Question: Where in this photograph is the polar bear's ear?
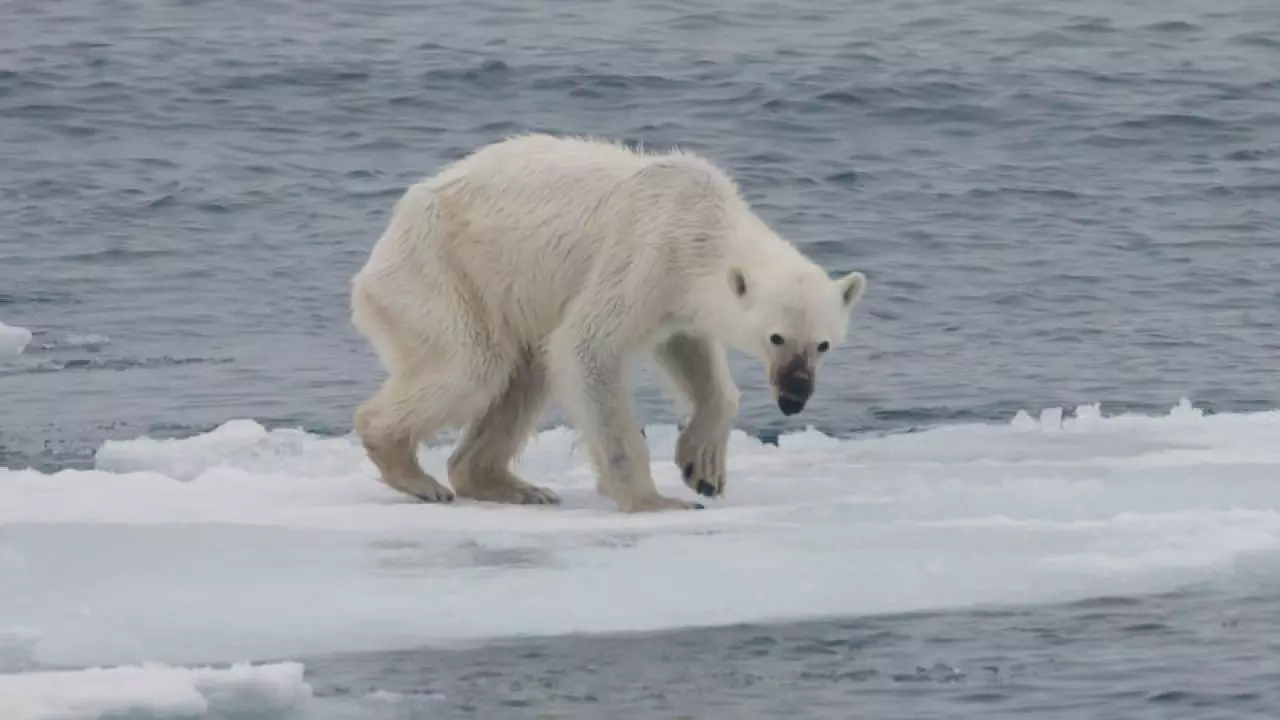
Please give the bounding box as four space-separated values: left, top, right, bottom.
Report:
729 268 748 298
836 270 867 308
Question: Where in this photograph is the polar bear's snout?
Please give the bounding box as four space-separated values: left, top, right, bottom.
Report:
774 355 814 416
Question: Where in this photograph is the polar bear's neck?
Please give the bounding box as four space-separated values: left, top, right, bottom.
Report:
725 211 822 277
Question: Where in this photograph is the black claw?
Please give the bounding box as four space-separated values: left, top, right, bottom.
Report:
695 479 716 497
683 463 695 480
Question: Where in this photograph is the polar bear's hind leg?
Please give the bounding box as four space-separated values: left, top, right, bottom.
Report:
447 351 560 505
354 373 458 504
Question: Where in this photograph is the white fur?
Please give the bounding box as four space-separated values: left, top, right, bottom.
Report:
350 134 868 512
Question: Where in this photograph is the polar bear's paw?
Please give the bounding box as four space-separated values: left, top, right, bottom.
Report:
452 470 561 506
675 427 729 499
622 493 705 513
380 473 456 504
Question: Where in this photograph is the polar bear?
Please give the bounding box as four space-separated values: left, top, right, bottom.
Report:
350 134 867 513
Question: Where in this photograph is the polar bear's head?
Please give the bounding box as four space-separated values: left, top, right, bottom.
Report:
726 265 867 416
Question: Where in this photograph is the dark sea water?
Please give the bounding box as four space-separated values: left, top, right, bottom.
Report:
2 0 1280 717
302 584 1280 719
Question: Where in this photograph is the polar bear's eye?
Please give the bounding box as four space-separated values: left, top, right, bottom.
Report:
817 341 830 353
769 334 784 346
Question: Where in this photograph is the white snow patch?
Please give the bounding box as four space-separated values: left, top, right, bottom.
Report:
0 661 310 720
0 322 33 357
2 399 1279 673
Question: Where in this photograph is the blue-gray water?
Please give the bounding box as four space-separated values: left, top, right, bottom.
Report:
2 0 1279 717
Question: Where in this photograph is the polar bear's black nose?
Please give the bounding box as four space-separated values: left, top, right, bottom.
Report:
776 358 813 416
778 395 806 415
781 373 812 398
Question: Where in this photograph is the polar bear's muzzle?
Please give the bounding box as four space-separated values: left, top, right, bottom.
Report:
774 355 814 416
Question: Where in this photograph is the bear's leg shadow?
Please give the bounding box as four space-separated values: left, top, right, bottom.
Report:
355 375 458 503
550 329 703 513
652 331 739 499
447 352 560 505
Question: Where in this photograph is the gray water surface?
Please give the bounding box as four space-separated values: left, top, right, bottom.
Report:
302 581 1280 719
2 0 1279 717
3 0 1278 470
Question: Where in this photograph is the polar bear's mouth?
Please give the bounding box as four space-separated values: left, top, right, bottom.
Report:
778 394 807 416
774 378 813 415
773 356 814 416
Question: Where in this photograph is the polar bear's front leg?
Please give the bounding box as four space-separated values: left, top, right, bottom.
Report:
653 332 740 498
552 333 703 513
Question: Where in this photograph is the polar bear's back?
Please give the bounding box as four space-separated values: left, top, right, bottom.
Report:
433 134 650 185
355 134 738 349
426 137 729 315
425 133 734 211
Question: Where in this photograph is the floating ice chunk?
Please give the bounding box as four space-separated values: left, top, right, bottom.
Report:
0 322 33 357
0 661 311 720
1 400 1279 671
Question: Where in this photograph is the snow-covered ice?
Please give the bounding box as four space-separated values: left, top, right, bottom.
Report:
2 399 1280 717
0 322 33 356
0 661 310 720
